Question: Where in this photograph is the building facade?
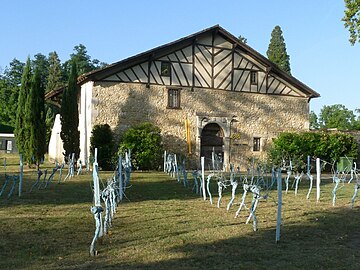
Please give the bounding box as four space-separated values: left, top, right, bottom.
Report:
48 25 319 169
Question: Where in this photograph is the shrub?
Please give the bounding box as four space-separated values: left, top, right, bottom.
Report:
268 131 358 169
90 124 114 170
119 122 163 170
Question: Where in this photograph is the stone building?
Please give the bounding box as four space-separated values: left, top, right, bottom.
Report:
47 25 319 169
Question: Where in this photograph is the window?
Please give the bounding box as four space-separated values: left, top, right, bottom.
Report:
168 89 180 108
0 139 5 150
250 71 258 85
161 61 171 77
253 137 261 152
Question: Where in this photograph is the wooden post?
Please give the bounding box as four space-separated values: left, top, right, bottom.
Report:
307 156 310 174
275 168 282 243
201 156 206 200
92 148 103 237
118 155 123 201
316 158 321 202
18 154 23 197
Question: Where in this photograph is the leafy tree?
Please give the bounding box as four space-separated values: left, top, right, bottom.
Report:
266 25 291 75
90 124 115 170
118 122 163 170
343 0 360 45
28 68 46 168
0 79 11 124
355 108 360 129
319 104 356 130
15 58 32 159
309 111 319 130
0 59 25 126
62 44 106 80
268 131 358 168
60 61 80 160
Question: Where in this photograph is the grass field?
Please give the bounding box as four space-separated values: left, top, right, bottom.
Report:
0 154 359 269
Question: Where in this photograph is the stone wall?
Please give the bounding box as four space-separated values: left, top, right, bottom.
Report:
92 82 310 167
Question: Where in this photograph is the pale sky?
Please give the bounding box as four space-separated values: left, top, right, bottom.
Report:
1 0 359 114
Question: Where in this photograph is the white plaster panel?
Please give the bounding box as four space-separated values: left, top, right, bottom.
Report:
182 63 193 86
118 72 129 82
124 69 137 82
132 65 148 82
172 63 187 86
214 49 231 66
214 36 232 49
103 75 120 81
182 46 193 62
197 35 212 46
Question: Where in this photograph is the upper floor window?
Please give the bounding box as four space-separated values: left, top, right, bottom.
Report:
168 89 180 108
253 137 261 152
161 61 171 77
250 71 258 85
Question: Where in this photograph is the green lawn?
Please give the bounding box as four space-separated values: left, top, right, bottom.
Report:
0 154 359 269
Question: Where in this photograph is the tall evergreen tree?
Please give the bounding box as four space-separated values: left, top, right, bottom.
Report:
28 68 46 168
46 51 63 93
15 58 32 158
60 61 80 160
45 51 63 145
0 78 11 124
0 59 25 126
266 25 291 75
32 53 49 86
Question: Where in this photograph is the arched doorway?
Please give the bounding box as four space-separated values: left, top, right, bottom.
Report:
200 123 224 169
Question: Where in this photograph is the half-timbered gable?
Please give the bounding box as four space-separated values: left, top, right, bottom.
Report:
80 25 315 100
47 25 319 169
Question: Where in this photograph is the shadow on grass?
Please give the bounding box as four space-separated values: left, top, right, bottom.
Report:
93 207 360 270
1 170 360 269
0 176 94 207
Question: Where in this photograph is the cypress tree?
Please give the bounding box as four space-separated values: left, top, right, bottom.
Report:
45 51 62 144
14 57 32 159
28 68 46 168
60 61 80 161
46 51 62 93
266 25 291 75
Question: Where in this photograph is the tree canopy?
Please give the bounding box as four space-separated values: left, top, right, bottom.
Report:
343 0 360 45
311 104 360 131
60 61 80 160
266 25 291 75
14 58 32 158
14 58 46 165
62 44 106 81
0 59 25 126
0 44 106 143
28 67 46 167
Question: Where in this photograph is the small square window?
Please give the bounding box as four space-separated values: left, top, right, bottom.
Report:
161 61 171 77
253 137 261 152
168 89 180 108
250 71 258 85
